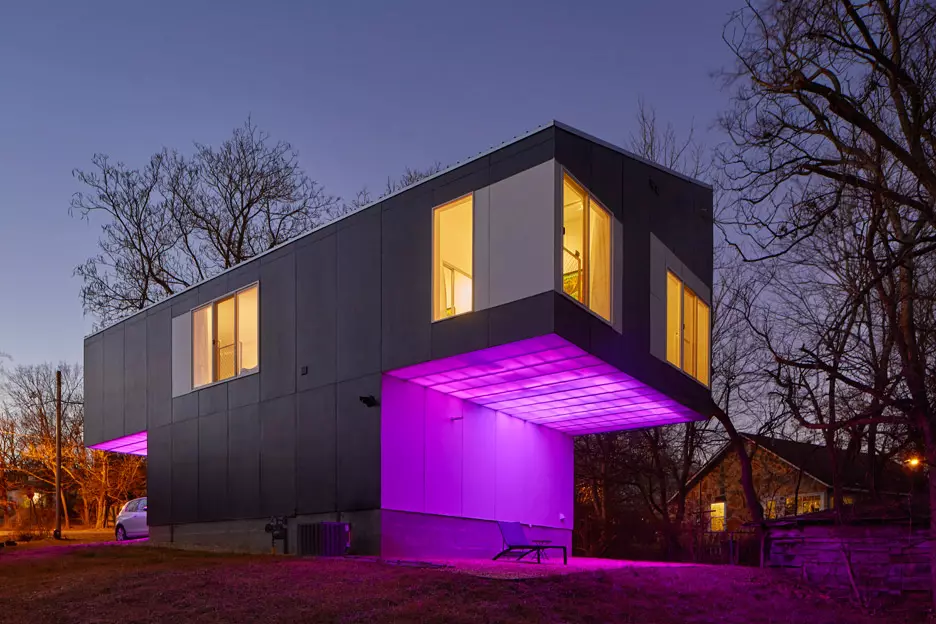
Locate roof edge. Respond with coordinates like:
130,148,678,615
84,121,558,340
552,120,713,190
85,119,711,340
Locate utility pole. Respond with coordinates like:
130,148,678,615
54,370,62,540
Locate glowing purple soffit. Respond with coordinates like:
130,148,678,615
88,431,147,456
387,334,702,435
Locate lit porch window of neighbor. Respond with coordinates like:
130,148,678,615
562,174,611,321
192,284,259,388
433,195,473,320
666,271,710,385
709,502,726,532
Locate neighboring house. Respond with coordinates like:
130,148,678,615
683,434,909,532
83,121,715,558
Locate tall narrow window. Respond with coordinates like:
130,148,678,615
192,283,260,388
666,272,682,366
562,173,612,321
216,296,236,381
710,502,726,532
666,271,710,386
696,300,710,386
192,305,213,388
433,195,473,321
237,286,259,375
562,176,586,304
683,288,698,379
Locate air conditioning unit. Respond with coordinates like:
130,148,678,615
297,522,350,556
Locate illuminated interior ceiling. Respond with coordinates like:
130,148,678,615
387,334,702,435
88,431,147,456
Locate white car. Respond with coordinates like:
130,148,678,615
115,497,148,540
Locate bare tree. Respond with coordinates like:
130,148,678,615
719,0,936,600
72,119,340,326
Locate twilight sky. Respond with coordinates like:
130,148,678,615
0,0,739,367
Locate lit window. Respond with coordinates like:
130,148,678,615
786,494,823,515
192,305,213,388
666,271,710,386
192,284,259,388
763,499,778,520
710,502,726,532
562,174,611,321
237,286,259,375
433,195,473,321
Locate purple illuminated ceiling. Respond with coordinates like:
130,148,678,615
387,334,703,435
89,431,147,456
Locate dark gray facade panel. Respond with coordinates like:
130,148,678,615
381,201,431,371
169,291,199,319
489,139,555,183
199,383,228,417
197,410,228,521
430,157,491,208
228,403,261,519
336,211,382,381
295,234,338,391
196,273,230,305
260,394,296,516
259,251,297,402
552,294,592,352
147,424,172,526
225,261,261,293
554,128,593,191
336,374,381,511
430,310,489,360
296,385,337,514
172,392,198,423
588,143,625,221
227,374,260,409
170,418,199,524
101,326,125,441
82,336,104,446
123,315,147,434
488,292,554,347
146,307,172,430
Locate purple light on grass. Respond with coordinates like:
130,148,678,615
89,430,147,456
387,334,703,435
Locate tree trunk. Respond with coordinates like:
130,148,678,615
96,495,106,529
714,411,764,523
60,489,70,530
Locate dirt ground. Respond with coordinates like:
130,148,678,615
0,543,927,623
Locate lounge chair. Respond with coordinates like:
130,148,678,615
493,521,567,565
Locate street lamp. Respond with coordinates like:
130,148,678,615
907,457,921,468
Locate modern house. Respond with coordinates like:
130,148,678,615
683,434,910,533
83,121,715,557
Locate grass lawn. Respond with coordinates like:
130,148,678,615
0,543,926,623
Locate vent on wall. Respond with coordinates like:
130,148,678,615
297,522,351,556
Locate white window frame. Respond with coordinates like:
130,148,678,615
665,267,710,387
191,282,260,390
559,169,614,325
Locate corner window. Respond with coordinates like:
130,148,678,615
433,195,473,321
709,502,726,532
666,271,709,386
192,283,259,388
562,174,611,321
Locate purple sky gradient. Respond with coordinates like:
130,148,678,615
0,0,739,367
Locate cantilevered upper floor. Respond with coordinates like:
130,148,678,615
83,121,714,528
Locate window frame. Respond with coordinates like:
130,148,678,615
665,269,710,387
432,193,474,322
560,170,613,324
191,282,261,390
709,501,726,532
